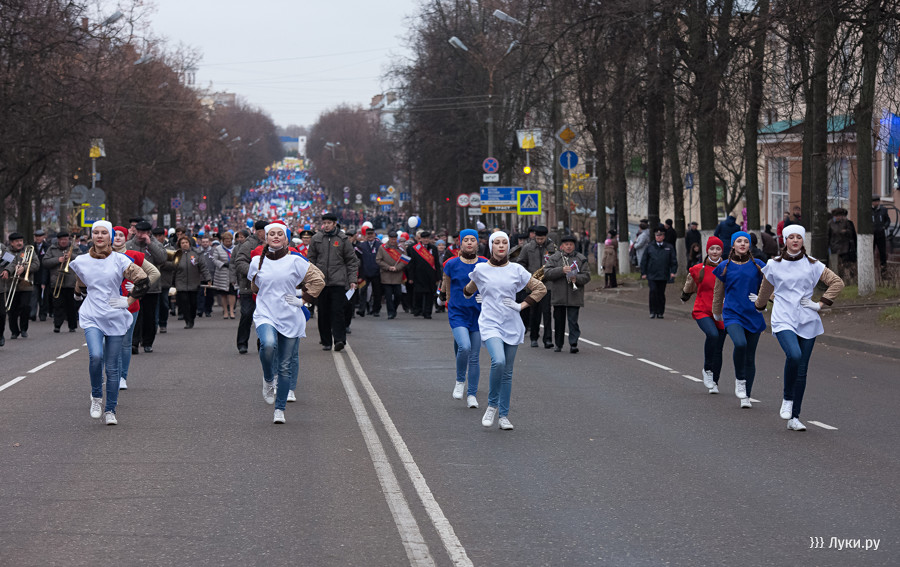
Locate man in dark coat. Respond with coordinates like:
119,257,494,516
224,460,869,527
685,221,702,258
405,230,440,319
308,213,359,351
640,225,677,319
355,226,383,317
516,225,557,348
873,196,891,273
664,219,677,246
713,215,740,257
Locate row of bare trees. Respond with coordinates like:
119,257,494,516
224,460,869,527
386,0,900,293
0,0,282,236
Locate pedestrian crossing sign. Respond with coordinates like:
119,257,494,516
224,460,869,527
517,190,541,215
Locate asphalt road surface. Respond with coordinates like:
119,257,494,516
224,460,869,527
1,300,897,566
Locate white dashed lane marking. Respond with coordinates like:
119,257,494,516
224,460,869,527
638,358,673,371
0,376,28,392
683,375,703,382
57,349,80,359
28,361,56,373
604,347,633,357
809,420,838,430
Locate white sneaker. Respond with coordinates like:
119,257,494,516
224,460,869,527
708,384,719,394
466,395,478,408
104,411,117,425
482,406,497,427
262,380,275,405
787,417,806,431
735,379,747,399
90,397,102,419
273,409,285,424
119,378,127,390
287,390,297,403
740,398,752,408
701,369,715,389
452,382,465,399
780,399,793,420
498,416,514,430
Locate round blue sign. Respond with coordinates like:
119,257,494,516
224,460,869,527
482,157,500,173
559,151,579,170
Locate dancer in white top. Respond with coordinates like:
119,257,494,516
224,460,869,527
753,225,844,431
464,231,546,430
247,223,325,424
69,221,149,425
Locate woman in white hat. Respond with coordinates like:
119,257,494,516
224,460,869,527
69,221,149,425
247,222,325,424
463,231,546,430
753,224,844,431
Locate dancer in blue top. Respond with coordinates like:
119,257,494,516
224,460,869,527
440,229,487,408
711,231,766,408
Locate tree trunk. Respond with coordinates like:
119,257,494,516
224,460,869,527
646,21,663,230
663,29,686,275
855,0,880,296
743,0,769,233
611,60,630,273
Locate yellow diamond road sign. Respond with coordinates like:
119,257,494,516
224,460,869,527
556,124,578,146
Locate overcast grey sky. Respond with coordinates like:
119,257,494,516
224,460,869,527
148,0,420,129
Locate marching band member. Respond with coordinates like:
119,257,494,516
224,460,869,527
464,231,546,430
754,225,844,431
543,235,591,353
2,232,40,339
69,221,149,425
681,236,727,394
42,231,81,333
440,229,487,408
248,222,325,423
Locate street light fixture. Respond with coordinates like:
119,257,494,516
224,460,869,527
448,36,468,52
493,10,524,26
102,11,124,26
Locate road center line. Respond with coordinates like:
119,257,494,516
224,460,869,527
332,352,435,567
637,358,672,371
28,361,55,374
0,376,28,393
539,325,600,346
345,345,473,567
809,420,838,430
682,375,703,382
57,349,80,359
604,347,632,357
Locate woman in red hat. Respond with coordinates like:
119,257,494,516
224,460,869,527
681,236,726,394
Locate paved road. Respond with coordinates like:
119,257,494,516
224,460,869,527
0,301,897,566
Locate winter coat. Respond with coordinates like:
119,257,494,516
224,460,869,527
126,236,167,293
713,216,740,256
234,233,263,293
640,241,677,281
41,243,81,289
376,244,406,285
405,242,440,292
210,244,233,291
307,229,359,289
356,238,382,278
543,250,591,307
157,245,176,290
632,230,650,265
173,249,212,292
516,239,557,273
601,239,618,274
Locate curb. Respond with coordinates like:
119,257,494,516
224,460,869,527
585,288,900,361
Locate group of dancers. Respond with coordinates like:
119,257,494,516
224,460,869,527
681,226,844,431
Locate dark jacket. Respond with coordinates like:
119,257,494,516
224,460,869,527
713,216,740,256
356,238,382,279
127,235,167,294
543,250,591,306
872,204,890,234
234,233,263,294
516,239,557,273
685,228,702,254
157,245,176,289
640,241,677,281
307,229,359,289
173,249,211,292
41,243,81,289
405,242,440,292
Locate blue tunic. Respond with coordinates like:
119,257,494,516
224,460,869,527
443,255,486,332
713,258,766,333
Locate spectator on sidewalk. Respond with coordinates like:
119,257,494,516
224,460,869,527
872,196,890,273
714,214,740,257
602,230,618,288
640,225,677,319
760,225,779,258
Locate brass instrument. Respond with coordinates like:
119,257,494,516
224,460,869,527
566,258,578,291
166,248,178,261
52,244,74,299
5,245,35,311
533,266,546,281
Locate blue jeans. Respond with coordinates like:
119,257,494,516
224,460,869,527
726,324,761,396
696,317,727,382
289,342,300,392
256,324,298,411
484,337,518,417
451,327,481,396
85,327,124,413
775,331,816,419
118,311,139,381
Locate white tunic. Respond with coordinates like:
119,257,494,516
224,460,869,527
469,262,533,345
762,257,826,339
69,252,134,336
248,252,310,338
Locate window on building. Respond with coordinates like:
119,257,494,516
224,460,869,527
768,157,790,225
827,158,850,210
882,153,897,199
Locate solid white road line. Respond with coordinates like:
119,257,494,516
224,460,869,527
332,352,435,567
28,361,55,374
637,358,673,371
0,376,28,393
809,420,838,430
538,324,600,346
345,345,473,567
749,398,761,403
682,375,703,382
57,349,80,359
604,347,633,357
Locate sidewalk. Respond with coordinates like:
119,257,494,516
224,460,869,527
583,275,900,360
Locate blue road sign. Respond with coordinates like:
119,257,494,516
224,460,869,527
685,173,694,189
369,193,377,202
382,205,392,212
482,157,500,173
480,186,518,204
559,151,579,170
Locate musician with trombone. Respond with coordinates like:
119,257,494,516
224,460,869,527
42,230,81,333
542,235,592,354
515,225,556,349
2,232,39,340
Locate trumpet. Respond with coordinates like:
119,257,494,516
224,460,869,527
566,258,578,291
5,245,35,311
52,244,74,299
166,248,178,261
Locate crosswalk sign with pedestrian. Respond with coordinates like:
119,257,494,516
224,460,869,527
517,190,541,215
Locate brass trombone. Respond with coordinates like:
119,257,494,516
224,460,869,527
5,245,35,311
52,244,74,299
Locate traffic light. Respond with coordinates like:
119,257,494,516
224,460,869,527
523,165,532,175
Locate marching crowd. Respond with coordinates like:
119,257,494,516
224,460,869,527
1,204,846,432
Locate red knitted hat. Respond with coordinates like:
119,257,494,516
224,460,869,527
706,236,723,252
